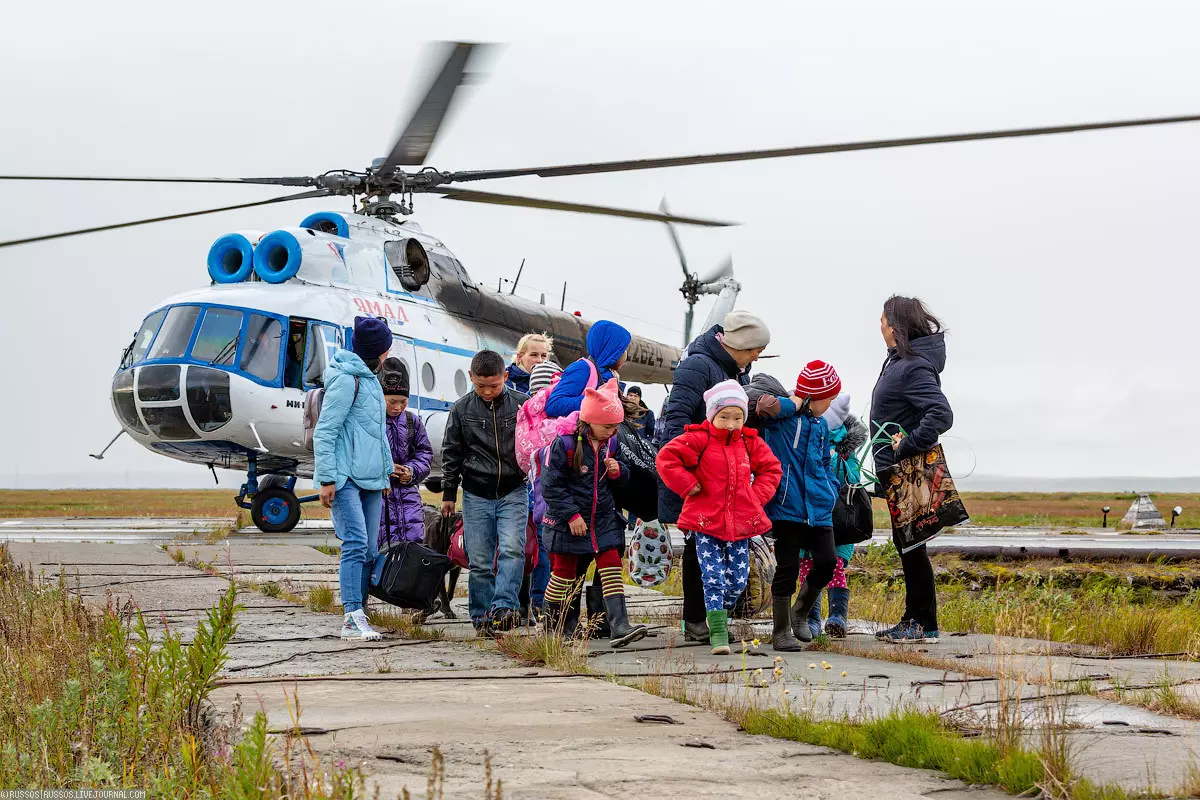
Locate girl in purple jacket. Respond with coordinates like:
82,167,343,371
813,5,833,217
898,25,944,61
378,369,434,549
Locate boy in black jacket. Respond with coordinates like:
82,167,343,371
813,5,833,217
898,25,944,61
441,350,529,635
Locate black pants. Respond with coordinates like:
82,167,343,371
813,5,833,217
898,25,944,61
771,521,836,598
682,535,707,624
899,543,938,631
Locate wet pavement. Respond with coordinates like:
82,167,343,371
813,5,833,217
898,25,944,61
6,519,1200,794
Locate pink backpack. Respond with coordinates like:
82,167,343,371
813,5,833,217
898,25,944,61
514,359,598,473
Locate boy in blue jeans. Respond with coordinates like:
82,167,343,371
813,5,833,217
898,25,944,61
441,350,529,636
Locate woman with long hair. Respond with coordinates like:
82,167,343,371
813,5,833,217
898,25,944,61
870,295,954,643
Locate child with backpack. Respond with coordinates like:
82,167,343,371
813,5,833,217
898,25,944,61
378,369,434,550
655,380,783,655
757,361,843,651
797,392,869,639
539,378,648,648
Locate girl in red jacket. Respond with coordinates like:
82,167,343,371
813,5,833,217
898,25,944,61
656,380,783,654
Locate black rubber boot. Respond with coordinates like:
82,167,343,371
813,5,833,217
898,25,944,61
564,591,583,640
586,583,611,639
604,594,648,648
683,619,710,643
541,600,565,635
825,587,850,638
790,580,822,643
771,597,804,651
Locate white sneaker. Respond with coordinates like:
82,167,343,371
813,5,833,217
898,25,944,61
340,610,383,641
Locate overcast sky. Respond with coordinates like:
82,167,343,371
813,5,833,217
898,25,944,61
2,0,1198,488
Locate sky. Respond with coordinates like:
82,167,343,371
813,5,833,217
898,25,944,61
1,0,1198,488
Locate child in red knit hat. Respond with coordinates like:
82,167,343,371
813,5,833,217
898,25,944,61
757,360,845,650
539,379,648,648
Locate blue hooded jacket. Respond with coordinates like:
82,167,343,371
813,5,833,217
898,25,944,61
312,350,391,491
544,320,632,418
504,362,531,394
759,398,839,527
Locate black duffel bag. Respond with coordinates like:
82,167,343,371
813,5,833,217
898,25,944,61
833,482,874,546
369,540,453,611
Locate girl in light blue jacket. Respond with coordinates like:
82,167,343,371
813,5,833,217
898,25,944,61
314,316,393,641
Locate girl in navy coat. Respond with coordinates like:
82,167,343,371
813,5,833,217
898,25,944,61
540,378,648,647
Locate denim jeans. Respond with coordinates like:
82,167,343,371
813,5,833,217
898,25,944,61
332,481,382,614
462,486,528,623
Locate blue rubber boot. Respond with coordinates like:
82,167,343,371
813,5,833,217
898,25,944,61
824,587,850,638
806,592,823,640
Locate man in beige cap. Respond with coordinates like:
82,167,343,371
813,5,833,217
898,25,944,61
656,310,770,642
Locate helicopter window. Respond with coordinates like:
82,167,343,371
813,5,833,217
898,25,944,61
186,367,233,432
148,305,200,361
138,365,181,402
421,362,436,393
304,323,341,388
454,369,468,397
142,406,197,441
128,309,165,366
240,315,283,384
190,308,244,364
111,370,146,434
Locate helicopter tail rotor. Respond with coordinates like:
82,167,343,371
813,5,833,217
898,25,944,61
662,198,739,347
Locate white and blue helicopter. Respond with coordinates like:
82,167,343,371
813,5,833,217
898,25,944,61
3,42,1198,532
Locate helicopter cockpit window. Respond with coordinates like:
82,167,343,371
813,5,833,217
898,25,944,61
239,315,283,384
126,309,165,367
190,308,244,364
147,305,200,361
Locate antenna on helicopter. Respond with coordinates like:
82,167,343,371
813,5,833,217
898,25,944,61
560,282,567,311
509,258,525,295
88,430,125,460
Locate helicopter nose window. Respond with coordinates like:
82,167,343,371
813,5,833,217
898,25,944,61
141,406,196,441
148,306,200,361
138,365,181,402
111,370,147,434
240,315,283,384
186,367,233,432
190,308,244,364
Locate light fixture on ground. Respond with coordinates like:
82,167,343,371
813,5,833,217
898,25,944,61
1172,506,1184,528
1102,506,1111,528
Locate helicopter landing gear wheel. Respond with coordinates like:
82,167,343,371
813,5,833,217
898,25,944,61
251,487,301,533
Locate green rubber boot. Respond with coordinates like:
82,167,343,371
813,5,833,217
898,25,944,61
707,610,730,655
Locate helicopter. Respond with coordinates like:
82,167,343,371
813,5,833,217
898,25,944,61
2,42,1199,533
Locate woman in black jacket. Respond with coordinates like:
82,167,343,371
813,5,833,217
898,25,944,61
870,296,953,644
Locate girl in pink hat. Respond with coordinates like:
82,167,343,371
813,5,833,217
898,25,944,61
539,378,648,647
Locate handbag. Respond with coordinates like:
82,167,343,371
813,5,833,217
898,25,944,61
879,443,969,553
832,471,874,546
368,540,453,611
443,512,538,574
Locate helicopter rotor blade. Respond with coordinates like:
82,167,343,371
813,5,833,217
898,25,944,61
659,197,691,279
376,42,486,175
431,187,734,227
447,113,1200,182
696,255,734,285
0,175,318,186
0,189,331,249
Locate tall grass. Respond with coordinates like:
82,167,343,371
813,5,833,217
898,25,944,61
849,574,1200,655
0,548,367,796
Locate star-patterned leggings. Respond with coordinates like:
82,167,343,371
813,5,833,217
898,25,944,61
692,533,751,613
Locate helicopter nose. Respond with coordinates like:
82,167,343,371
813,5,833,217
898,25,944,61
111,365,234,439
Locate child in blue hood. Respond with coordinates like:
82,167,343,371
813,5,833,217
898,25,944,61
544,321,631,418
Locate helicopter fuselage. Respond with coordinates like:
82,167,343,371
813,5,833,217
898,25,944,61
109,210,685,486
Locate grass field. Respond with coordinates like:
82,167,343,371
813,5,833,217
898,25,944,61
1,489,1195,529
